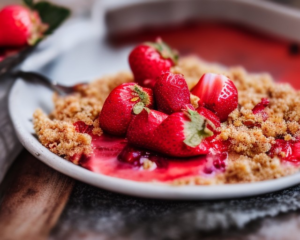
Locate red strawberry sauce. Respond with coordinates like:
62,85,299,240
79,134,228,182
78,22,300,181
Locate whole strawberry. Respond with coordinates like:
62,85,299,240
0,5,47,47
154,72,190,114
153,107,218,157
99,83,154,136
191,73,238,122
127,108,168,149
129,38,178,88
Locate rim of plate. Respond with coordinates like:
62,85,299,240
8,78,300,200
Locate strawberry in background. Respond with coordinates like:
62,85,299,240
0,5,47,47
0,0,70,72
129,38,178,88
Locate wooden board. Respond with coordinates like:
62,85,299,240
0,150,74,240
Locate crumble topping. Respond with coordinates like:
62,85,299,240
33,56,300,184
33,109,92,164
142,159,157,171
223,153,296,184
34,72,132,160
50,71,133,125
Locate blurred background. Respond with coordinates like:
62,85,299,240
2,0,300,87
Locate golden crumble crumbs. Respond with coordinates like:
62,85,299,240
142,159,157,171
190,93,200,109
33,109,92,163
223,154,297,183
50,71,133,125
33,56,300,184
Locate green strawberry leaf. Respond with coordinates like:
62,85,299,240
183,109,214,148
133,102,145,115
133,85,151,106
146,38,179,65
23,0,34,9
33,1,71,34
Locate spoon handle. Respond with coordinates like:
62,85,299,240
13,70,55,90
12,70,70,95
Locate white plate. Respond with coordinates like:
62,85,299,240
8,1,300,200
8,79,300,200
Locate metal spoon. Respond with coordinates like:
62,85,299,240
12,70,88,95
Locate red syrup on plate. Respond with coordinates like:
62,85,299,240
79,134,228,183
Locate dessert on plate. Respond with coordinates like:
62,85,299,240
33,39,300,185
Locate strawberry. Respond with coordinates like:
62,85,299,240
269,139,300,163
153,107,218,157
129,38,178,88
252,98,269,121
0,5,47,47
154,72,190,114
191,73,238,122
73,121,93,134
196,106,221,134
127,109,168,149
99,83,154,136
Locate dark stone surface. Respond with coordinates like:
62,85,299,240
50,181,300,240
